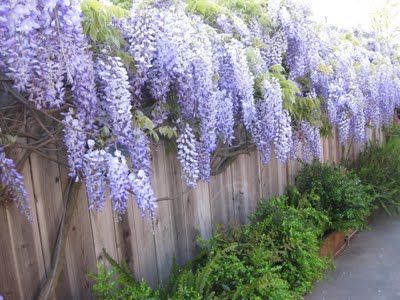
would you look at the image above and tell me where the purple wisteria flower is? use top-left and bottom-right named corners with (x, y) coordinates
top-left (3, 0), bottom-right (400, 221)
top-left (298, 121), bottom-right (322, 162)
top-left (177, 123), bottom-right (200, 187)
top-left (0, 146), bottom-right (32, 221)
top-left (254, 77), bottom-right (292, 163)
top-left (83, 145), bottom-right (107, 210)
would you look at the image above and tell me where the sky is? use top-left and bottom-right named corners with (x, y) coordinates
top-left (300, 0), bottom-right (400, 33)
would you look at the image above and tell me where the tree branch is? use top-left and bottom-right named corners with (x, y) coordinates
top-left (35, 178), bottom-right (81, 300)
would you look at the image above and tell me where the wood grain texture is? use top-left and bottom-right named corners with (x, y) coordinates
top-left (128, 198), bottom-right (158, 286)
top-left (322, 138), bottom-right (330, 162)
top-left (209, 165), bottom-right (234, 228)
top-left (5, 144), bottom-right (46, 300)
top-left (164, 151), bottom-right (191, 266)
top-left (63, 184), bottom-right (97, 300)
top-left (29, 149), bottom-right (76, 300)
top-left (151, 144), bottom-right (176, 283)
top-left (90, 195), bottom-right (119, 265)
top-left (56, 149), bottom-right (94, 299)
top-left (0, 208), bottom-right (22, 300)
top-left (231, 152), bottom-right (261, 224)
top-left (1, 130), bottom-right (371, 298)
top-left (260, 153), bottom-right (279, 199)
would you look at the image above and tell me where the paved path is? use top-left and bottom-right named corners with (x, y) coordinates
top-left (305, 212), bottom-right (400, 300)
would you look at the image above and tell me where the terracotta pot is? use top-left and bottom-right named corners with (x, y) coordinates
top-left (318, 229), bottom-right (357, 258)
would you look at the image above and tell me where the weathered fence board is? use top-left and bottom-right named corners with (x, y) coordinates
top-left (0, 208), bottom-right (21, 300)
top-left (6, 145), bottom-right (46, 300)
top-left (209, 165), bottom-right (235, 228)
top-left (152, 144), bottom-right (177, 283)
top-left (232, 151), bottom-right (261, 224)
top-left (63, 184), bottom-right (96, 300)
top-left (0, 131), bottom-right (382, 299)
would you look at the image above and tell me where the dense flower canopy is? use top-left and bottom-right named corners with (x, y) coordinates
top-left (1, 0), bottom-right (399, 219)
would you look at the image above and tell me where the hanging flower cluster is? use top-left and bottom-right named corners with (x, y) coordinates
top-left (1, 0), bottom-right (400, 219)
top-left (292, 121), bottom-right (322, 162)
top-left (254, 76), bottom-right (292, 164)
top-left (0, 146), bottom-right (31, 221)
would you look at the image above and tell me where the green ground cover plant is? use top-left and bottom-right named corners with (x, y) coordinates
top-left (295, 161), bottom-right (374, 231)
top-left (91, 160), bottom-right (376, 300)
top-left (352, 125), bottom-right (400, 214)
top-left (92, 192), bottom-right (334, 299)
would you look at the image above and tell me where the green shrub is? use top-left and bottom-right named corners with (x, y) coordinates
top-left (353, 128), bottom-right (400, 214)
top-left (90, 251), bottom-right (159, 300)
top-left (168, 193), bottom-right (330, 299)
top-left (295, 160), bottom-right (373, 231)
top-left (251, 195), bottom-right (330, 295)
top-left (168, 230), bottom-right (296, 299)
top-left (92, 168), bottom-right (381, 300)
top-left (91, 193), bottom-right (331, 299)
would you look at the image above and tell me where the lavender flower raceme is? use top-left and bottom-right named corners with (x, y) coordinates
top-left (177, 123), bottom-right (200, 187)
top-left (83, 145), bottom-right (107, 210)
top-left (62, 109), bottom-right (87, 178)
top-left (254, 77), bottom-right (292, 163)
top-left (96, 54), bottom-right (156, 216)
top-left (2, 0), bottom-right (400, 221)
top-left (298, 121), bottom-right (322, 162)
top-left (0, 146), bottom-right (31, 221)
top-left (106, 150), bottom-right (131, 215)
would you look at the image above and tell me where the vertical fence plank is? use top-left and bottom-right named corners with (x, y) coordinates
top-left (287, 158), bottom-right (301, 186)
top-left (0, 208), bottom-right (21, 300)
top-left (231, 152), bottom-right (261, 224)
top-left (277, 160), bottom-right (287, 196)
top-left (181, 180), bottom-right (212, 258)
top-left (29, 150), bottom-right (77, 299)
top-left (328, 129), bottom-right (338, 163)
top-left (57, 153), bottom-right (96, 300)
top-left (29, 152), bottom-right (64, 273)
top-left (128, 199), bottom-right (159, 286)
top-left (378, 127), bottom-right (384, 144)
top-left (113, 213), bottom-right (134, 267)
top-left (322, 138), bottom-right (330, 162)
top-left (209, 166), bottom-right (234, 228)
top-left (3, 146), bottom-right (46, 300)
top-left (63, 184), bottom-right (97, 300)
top-left (151, 144), bottom-right (177, 282)
top-left (165, 152), bottom-right (191, 266)
top-left (122, 197), bottom-right (143, 279)
top-left (192, 181), bottom-right (213, 240)
top-left (180, 186), bottom-right (197, 258)
top-left (90, 196), bottom-right (119, 264)
top-left (260, 155), bottom-right (277, 199)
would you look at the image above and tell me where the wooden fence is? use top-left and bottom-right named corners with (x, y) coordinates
top-left (0, 128), bottom-right (384, 300)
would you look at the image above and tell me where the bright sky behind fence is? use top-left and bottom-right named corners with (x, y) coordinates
top-left (301, 0), bottom-right (400, 40)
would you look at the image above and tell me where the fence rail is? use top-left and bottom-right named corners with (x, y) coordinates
top-left (0, 128), bottom-right (384, 300)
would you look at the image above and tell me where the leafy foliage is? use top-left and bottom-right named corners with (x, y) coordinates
top-left (295, 161), bottom-right (374, 231)
top-left (90, 153), bottom-right (383, 299)
top-left (92, 191), bottom-right (334, 299)
top-left (352, 125), bottom-right (400, 214)
top-left (251, 195), bottom-right (330, 295)
top-left (81, 0), bottom-right (135, 68)
top-left (91, 251), bottom-right (159, 300)
top-left (82, 0), bottom-right (126, 46)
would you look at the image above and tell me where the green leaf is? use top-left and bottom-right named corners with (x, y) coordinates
top-left (157, 126), bottom-right (178, 139)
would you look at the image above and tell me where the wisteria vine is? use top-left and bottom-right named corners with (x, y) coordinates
top-left (1, 0), bottom-right (400, 220)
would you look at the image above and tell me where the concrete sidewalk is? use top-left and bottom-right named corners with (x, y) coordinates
top-left (305, 212), bottom-right (400, 300)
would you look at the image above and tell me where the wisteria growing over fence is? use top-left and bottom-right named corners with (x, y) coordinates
top-left (0, 146), bottom-right (31, 221)
top-left (1, 0), bottom-right (400, 219)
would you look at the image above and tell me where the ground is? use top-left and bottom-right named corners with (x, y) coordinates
top-left (305, 211), bottom-right (400, 300)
